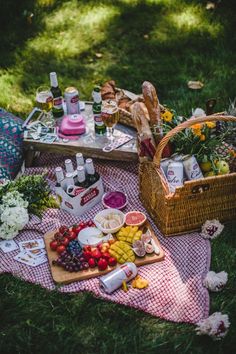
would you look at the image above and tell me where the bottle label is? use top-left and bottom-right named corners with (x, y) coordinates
top-left (94, 114), bottom-right (105, 127)
top-left (53, 96), bottom-right (63, 108)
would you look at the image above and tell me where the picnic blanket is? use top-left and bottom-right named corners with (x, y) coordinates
top-left (0, 154), bottom-right (211, 324)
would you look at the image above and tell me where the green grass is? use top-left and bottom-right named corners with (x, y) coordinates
top-left (0, 0), bottom-right (236, 353)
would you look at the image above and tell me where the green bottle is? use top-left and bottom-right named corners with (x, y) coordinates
top-left (92, 86), bottom-right (106, 135)
top-left (50, 72), bottom-right (64, 118)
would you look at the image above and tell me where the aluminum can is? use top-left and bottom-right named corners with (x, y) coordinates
top-left (167, 161), bottom-right (184, 192)
top-left (160, 158), bottom-right (172, 176)
top-left (182, 155), bottom-right (204, 180)
top-left (65, 86), bottom-right (79, 114)
top-left (171, 153), bottom-right (184, 162)
top-left (99, 262), bottom-right (138, 294)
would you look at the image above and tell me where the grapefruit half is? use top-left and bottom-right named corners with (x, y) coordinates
top-left (125, 211), bottom-right (146, 226)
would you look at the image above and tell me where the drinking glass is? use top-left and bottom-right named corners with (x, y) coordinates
top-left (101, 101), bottom-right (119, 141)
top-left (35, 86), bottom-right (54, 127)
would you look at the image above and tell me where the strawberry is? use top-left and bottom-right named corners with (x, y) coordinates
top-left (83, 251), bottom-right (92, 261)
top-left (92, 249), bottom-right (102, 260)
top-left (108, 257), bottom-right (117, 267)
top-left (88, 258), bottom-right (96, 268)
top-left (102, 251), bottom-right (111, 261)
top-left (97, 258), bottom-right (108, 271)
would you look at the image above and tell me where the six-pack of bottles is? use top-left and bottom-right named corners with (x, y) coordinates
top-left (55, 153), bottom-right (104, 216)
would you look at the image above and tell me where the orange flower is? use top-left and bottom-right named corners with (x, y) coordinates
top-left (191, 123), bottom-right (203, 130)
top-left (200, 134), bottom-right (206, 141)
top-left (192, 128), bottom-right (202, 137)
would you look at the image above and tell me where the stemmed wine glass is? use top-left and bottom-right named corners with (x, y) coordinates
top-left (35, 86), bottom-right (54, 127)
top-left (101, 101), bottom-right (119, 141)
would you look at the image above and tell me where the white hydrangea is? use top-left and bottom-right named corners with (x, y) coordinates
top-left (1, 190), bottom-right (28, 209)
top-left (0, 191), bottom-right (29, 240)
top-left (0, 223), bottom-right (19, 240)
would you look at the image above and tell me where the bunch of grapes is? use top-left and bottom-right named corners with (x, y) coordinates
top-left (52, 249), bottom-right (89, 272)
top-left (67, 240), bottom-right (82, 256)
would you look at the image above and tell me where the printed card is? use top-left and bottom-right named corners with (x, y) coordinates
top-left (25, 249), bottom-right (46, 258)
top-left (14, 251), bottom-right (38, 266)
top-left (18, 239), bottom-right (45, 252)
top-left (0, 240), bottom-right (18, 253)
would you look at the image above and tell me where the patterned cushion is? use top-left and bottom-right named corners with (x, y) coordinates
top-left (0, 108), bottom-right (24, 179)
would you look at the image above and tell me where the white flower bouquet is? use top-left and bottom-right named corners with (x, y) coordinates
top-left (0, 174), bottom-right (58, 240)
top-left (0, 191), bottom-right (29, 240)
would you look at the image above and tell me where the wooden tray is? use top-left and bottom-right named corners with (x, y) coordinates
top-left (44, 221), bottom-right (165, 284)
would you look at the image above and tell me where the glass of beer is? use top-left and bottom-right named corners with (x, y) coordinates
top-left (101, 101), bottom-right (119, 140)
top-left (35, 86), bottom-right (54, 127)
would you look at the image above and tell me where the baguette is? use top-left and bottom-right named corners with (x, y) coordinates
top-left (142, 81), bottom-right (160, 125)
top-left (132, 102), bottom-right (156, 160)
top-left (142, 81), bottom-right (163, 143)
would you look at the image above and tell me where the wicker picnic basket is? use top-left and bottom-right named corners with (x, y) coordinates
top-left (139, 114), bottom-right (236, 236)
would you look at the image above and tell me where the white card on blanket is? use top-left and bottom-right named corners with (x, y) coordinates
top-left (0, 240), bottom-right (18, 253)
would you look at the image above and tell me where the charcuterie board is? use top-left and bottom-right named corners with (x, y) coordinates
top-left (44, 221), bottom-right (165, 284)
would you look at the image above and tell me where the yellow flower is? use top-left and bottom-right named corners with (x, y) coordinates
top-left (192, 128), bottom-right (202, 137)
top-left (205, 121), bottom-right (216, 129)
top-left (200, 134), bottom-right (206, 141)
top-left (161, 111), bottom-right (173, 122)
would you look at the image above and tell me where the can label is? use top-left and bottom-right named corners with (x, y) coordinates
top-left (121, 264), bottom-right (133, 278)
top-left (167, 162), bottom-right (184, 192)
top-left (71, 95), bottom-right (79, 104)
top-left (183, 156), bottom-right (203, 180)
top-left (65, 87), bottom-right (79, 114)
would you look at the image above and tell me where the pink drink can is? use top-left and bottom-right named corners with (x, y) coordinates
top-left (167, 161), bottom-right (184, 192)
top-left (99, 262), bottom-right (138, 294)
top-left (182, 155), bottom-right (203, 180)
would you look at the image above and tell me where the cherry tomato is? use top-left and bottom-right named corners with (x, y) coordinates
top-left (87, 220), bottom-right (94, 227)
top-left (66, 231), bottom-right (77, 241)
top-left (61, 237), bottom-right (70, 247)
top-left (59, 225), bottom-right (69, 235)
top-left (71, 224), bottom-right (78, 233)
top-left (79, 221), bottom-right (86, 229)
top-left (71, 225), bottom-right (82, 235)
top-left (50, 240), bottom-right (58, 251)
top-left (57, 245), bottom-right (66, 254)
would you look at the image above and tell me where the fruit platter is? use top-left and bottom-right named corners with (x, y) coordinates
top-left (44, 210), bottom-right (165, 284)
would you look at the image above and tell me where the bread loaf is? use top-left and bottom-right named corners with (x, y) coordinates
top-left (142, 81), bottom-right (163, 144)
top-left (132, 102), bottom-right (156, 160)
top-left (132, 102), bottom-right (152, 138)
top-left (142, 81), bottom-right (160, 125)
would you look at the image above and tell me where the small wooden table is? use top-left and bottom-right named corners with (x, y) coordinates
top-left (23, 103), bottom-right (138, 166)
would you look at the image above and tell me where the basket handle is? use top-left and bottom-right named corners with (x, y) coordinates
top-left (153, 114), bottom-right (236, 167)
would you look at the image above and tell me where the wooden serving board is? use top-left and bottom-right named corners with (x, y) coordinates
top-left (44, 221), bottom-right (165, 284)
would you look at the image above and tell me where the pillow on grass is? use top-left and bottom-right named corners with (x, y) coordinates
top-left (0, 108), bottom-right (24, 180)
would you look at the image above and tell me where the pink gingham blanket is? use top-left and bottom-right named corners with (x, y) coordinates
top-left (0, 154), bottom-right (210, 324)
